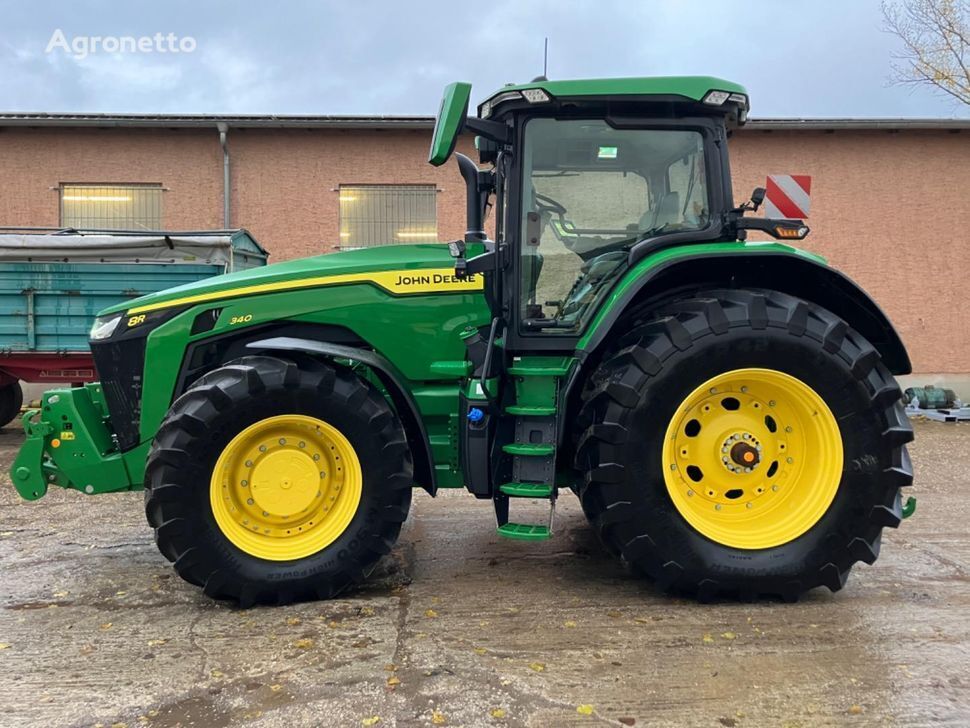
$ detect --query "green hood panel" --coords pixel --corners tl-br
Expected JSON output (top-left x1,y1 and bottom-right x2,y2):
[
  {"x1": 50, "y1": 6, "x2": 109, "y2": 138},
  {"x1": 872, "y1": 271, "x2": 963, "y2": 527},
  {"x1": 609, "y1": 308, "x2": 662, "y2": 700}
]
[{"x1": 100, "y1": 244, "x2": 470, "y2": 316}]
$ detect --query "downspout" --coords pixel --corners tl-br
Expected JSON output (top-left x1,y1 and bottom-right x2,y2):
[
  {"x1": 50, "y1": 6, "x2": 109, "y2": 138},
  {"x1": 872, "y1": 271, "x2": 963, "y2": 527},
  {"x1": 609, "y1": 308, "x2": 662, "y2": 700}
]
[{"x1": 216, "y1": 122, "x2": 230, "y2": 228}]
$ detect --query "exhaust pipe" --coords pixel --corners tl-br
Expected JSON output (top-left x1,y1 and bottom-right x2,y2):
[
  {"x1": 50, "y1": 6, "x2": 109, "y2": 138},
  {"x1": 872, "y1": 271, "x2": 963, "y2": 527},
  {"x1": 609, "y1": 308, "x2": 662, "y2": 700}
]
[{"x1": 456, "y1": 153, "x2": 486, "y2": 242}]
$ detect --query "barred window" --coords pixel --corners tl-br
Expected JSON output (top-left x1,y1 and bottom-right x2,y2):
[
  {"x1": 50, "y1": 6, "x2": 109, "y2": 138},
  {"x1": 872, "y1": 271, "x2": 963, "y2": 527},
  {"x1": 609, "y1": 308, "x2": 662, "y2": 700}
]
[
  {"x1": 60, "y1": 184, "x2": 163, "y2": 230},
  {"x1": 338, "y1": 184, "x2": 437, "y2": 248}
]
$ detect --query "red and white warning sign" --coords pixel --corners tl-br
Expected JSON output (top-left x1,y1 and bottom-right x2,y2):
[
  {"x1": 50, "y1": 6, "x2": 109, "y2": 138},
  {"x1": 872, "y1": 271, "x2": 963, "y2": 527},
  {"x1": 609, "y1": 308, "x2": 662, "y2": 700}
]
[{"x1": 764, "y1": 174, "x2": 811, "y2": 219}]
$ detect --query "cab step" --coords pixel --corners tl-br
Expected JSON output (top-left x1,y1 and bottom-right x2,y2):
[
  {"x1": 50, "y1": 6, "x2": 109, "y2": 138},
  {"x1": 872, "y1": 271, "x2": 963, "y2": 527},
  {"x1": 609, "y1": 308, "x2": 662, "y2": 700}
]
[
  {"x1": 497, "y1": 523, "x2": 552, "y2": 541},
  {"x1": 502, "y1": 442, "x2": 555, "y2": 457},
  {"x1": 508, "y1": 364, "x2": 571, "y2": 377},
  {"x1": 505, "y1": 405, "x2": 556, "y2": 416},
  {"x1": 499, "y1": 482, "x2": 553, "y2": 497}
]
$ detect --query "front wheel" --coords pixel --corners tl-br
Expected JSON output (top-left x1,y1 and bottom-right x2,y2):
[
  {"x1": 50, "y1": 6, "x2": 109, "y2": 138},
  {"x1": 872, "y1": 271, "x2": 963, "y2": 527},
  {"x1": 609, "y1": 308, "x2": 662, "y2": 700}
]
[
  {"x1": 575, "y1": 289, "x2": 913, "y2": 602},
  {"x1": 145, "y1": 356, "x2": 413, "y2": 606}
]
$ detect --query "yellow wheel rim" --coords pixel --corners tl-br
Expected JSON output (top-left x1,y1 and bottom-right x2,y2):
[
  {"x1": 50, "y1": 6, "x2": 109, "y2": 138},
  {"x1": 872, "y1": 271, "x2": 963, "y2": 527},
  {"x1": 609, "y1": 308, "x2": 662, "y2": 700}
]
[
  {"x1": 662, "y1": 368, "x2": 843, "y2": 549},
  {"x1": 209, "y1": 414, "x2": 362, "y2": 561}
]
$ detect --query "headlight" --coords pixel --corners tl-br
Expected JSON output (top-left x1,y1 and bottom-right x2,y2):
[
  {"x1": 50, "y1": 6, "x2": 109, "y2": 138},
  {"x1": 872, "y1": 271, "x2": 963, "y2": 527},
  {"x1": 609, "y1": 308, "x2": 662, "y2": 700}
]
[{"x1": 89, "y1": 313, "x2": 123, "y2": 340}]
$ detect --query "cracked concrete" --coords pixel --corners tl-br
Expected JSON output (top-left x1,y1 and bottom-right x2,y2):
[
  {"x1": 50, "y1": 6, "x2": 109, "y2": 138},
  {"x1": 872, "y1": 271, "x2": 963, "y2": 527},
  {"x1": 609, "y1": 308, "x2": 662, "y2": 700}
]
[{"x1": 0, "y1": 419, "x2": 968, "y2": 727}]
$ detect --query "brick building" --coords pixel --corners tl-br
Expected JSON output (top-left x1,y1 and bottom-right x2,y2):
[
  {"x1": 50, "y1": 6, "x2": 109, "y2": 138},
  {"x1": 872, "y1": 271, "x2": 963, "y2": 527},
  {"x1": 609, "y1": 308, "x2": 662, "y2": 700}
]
[{"x1": 0, "y1": 113, "x2": 966, "y2": 388}]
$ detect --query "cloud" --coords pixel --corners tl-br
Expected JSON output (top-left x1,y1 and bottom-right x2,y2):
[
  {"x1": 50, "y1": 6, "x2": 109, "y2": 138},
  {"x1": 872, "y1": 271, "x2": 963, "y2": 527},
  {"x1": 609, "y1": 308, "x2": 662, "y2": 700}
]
[{"x1": 0, "y1": 0, "x2": 965, "y2": 117}]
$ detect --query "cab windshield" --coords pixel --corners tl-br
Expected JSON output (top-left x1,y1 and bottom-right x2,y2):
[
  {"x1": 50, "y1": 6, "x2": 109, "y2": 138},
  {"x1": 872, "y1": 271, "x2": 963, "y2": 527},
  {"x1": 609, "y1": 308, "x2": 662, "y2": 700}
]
[{"x1": 519, "y1": 118, "x2": 710, "y2": 331}]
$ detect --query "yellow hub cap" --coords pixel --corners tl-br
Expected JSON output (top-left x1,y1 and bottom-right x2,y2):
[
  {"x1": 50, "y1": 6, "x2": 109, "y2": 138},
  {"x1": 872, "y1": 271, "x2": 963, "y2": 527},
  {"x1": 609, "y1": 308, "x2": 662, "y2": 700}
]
[
  {"x1": 662, "y1": 368, "x2": 843, "y2": 549},
  {"x1": 210, "y1": 415, "x2": 362, "y2": 561}
]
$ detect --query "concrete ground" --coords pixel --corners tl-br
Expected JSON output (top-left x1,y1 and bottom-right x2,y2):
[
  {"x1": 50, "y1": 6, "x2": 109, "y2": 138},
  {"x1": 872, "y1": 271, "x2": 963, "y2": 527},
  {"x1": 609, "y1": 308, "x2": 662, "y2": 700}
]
[{"x1": 0, "y1": 420, "x2": 967, "y2": 728}]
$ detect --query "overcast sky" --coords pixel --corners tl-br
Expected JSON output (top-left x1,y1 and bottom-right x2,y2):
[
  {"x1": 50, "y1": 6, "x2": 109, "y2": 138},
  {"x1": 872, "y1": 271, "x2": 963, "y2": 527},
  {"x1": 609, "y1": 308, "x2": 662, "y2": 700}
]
[{"x1": 1, "y1": 0, "x2": 966, "y2": 118}]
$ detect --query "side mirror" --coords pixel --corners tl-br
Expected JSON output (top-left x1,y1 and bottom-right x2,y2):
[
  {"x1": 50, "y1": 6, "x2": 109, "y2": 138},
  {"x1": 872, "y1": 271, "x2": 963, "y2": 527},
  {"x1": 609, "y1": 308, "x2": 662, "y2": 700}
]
[
  {"x1": 750, "y1": 187, "x2": 766, "y2": 211},
  {"x1": 428, "y1": 82, "x2": 472, "y2": 167}
]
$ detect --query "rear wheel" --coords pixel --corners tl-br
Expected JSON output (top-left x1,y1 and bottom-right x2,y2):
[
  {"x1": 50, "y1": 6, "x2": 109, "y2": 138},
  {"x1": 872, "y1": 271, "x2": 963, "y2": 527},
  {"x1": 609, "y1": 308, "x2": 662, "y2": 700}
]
[
  {"x1": 145, "y1": 356, "x2": 412, "y2": 606},
  {"x1": 0, "y1": 381, "x2": 24, "y2": 428},
  {"x1": 575, "y1": 289, "x2": 913, "y2": 601}
]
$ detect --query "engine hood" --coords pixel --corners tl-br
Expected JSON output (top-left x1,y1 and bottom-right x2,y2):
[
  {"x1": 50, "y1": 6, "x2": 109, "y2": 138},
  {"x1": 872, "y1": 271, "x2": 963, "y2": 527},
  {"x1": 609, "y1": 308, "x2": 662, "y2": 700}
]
[{"x1": 99, "y1": 244, "x2": 479, "y2": 316}]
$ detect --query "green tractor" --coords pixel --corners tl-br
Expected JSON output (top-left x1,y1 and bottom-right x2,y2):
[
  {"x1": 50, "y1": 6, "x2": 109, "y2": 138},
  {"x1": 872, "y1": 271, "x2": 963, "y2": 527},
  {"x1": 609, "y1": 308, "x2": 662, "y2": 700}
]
[{"x1": 10, "y1": 76, "x2": 914, "y2": 605}]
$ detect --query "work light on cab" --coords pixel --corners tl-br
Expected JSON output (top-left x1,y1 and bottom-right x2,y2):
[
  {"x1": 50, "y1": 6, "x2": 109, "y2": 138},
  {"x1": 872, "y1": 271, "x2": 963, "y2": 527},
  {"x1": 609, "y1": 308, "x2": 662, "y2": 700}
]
[{"x1": 521, "y1": 88, "x2": 551, "y2": 103}]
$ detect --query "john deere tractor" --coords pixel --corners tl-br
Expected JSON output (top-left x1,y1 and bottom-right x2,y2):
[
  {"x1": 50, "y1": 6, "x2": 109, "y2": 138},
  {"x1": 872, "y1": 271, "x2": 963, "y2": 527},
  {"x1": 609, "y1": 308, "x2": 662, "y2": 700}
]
[{"x1": 10, "y1": 77, "x2": 914, "y2": 605}]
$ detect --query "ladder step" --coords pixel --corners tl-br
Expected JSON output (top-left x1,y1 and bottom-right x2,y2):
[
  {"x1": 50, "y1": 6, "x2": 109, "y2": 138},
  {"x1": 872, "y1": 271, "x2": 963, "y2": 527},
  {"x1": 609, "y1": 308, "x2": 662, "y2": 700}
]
[
  {"x1": 497, "y1": 523, "x2": 552, "y2": 541},
  {"x1": 505, "y1": 405, "x2": 556, "y2": 416},
  {"x1": 508, "y1": 366, "x2": 571, "y2": 377},
  {"x1": 499, "y1": 482, "x2": 553, "y2": 497},
  {"x1": 502, "y1": 443, "x2": 555, "y2": 457}
]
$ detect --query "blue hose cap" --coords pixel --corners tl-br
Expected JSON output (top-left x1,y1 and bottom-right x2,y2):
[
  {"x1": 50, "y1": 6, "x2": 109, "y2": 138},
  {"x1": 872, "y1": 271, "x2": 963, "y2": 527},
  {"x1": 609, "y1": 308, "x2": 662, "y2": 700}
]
[{"x1": 467, "y1": 407, "x2": 485, "y2": 423}]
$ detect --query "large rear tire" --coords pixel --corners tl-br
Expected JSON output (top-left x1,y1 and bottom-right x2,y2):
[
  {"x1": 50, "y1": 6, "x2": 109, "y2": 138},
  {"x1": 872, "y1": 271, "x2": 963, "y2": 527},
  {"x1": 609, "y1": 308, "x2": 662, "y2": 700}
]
[
  {"x1": 145, "y1": 356, "x2": 413, "y2": 606},
  {"x1": 574, "y1": 289, "x2": 913, "y2": 602}
]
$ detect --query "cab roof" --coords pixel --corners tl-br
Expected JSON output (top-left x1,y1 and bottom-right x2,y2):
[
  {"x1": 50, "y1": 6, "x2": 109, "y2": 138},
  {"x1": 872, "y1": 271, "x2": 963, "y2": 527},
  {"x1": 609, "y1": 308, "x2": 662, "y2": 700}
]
[{"x1": 478, "y1": 75, "x2": 748, "y2": 118}]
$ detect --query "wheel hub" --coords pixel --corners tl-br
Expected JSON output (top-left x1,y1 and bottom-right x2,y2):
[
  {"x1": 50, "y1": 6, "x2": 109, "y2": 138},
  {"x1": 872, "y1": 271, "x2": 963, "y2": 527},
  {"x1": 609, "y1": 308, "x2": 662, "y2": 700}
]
[
  {"x1": 250, "y1": 449, "x2": 320, "y2": 517},
  {"x1": 723, "y1": 433, "x2": 762, "y2": 472}
]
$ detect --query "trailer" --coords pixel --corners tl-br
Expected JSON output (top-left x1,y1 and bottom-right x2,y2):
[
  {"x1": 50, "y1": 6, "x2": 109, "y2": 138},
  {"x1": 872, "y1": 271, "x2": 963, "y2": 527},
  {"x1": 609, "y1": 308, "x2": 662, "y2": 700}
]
[{"x1": 0, "y1": 229, "x2": 267, "y2": 425}]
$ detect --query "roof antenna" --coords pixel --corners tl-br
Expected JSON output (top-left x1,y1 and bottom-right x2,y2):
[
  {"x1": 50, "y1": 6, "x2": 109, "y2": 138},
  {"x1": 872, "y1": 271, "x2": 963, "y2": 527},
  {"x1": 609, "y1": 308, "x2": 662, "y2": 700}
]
[{"x1": 531, "y1": 38, "x2": 548, "y2": 83}]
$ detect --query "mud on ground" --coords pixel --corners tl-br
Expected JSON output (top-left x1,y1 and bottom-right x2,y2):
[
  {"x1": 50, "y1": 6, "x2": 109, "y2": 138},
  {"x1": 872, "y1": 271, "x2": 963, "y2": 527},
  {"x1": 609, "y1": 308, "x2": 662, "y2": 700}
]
[{"x1": 0, "y1": 420, "x2": 967, "y2": 727}]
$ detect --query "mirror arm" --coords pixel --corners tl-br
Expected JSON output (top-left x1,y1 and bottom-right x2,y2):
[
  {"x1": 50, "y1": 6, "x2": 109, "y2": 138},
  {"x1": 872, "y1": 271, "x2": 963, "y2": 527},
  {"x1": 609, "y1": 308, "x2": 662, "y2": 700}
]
[{"x1": 463, "y1": 117, "x2": 510, "y2": 144}]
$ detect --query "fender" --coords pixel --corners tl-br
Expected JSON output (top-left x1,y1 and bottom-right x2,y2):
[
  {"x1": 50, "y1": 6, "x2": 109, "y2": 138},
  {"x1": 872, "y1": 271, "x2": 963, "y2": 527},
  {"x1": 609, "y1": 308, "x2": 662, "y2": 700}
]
[
  {"x1": 577, "y1": 246, "x2": 911, "y2": 374},
  {"x1": 245, "y1": 336, "x2": 437, "y2": 495}
]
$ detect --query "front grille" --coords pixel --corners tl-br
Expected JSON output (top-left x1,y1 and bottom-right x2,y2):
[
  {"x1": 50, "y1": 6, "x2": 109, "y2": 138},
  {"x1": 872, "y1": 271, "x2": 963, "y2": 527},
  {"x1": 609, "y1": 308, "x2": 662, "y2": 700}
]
[{"x1": 90, "y1": 337, "x2": 147, "y2": 451}]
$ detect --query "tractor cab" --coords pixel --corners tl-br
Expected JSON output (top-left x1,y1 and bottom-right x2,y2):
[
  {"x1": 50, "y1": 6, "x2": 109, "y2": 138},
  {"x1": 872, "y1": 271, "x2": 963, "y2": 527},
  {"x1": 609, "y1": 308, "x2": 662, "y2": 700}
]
[{"x1": 430, "y1": 76, "x2": 755, "y2": 350}]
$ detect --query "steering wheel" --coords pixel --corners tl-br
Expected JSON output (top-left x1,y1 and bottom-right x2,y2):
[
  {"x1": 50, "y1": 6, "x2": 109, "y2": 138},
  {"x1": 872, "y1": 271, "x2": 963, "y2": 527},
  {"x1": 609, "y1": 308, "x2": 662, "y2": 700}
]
[{"x1": 534, "y1": 192, "x2": 567, "y2": 215}]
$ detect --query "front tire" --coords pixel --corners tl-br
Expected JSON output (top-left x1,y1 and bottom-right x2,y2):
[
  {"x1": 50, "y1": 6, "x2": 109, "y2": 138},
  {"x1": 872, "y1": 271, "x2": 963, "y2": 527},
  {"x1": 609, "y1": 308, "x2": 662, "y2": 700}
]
[
  {"x1": 145, "y1": 356, "x2": 412, "y2": 606},
  {"x1": 575, "y1": 289, "x2": 913, "y2": 602}
]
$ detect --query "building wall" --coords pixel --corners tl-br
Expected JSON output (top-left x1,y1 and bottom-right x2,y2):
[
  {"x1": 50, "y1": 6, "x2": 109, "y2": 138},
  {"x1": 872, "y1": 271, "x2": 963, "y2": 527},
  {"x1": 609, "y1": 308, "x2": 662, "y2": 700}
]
[
  {"x1": 0, "y1": 123, "x2": 965, "y2": 375},
  {"x1": 729, "y1": 129, "x2": 969, "y2": 374}
]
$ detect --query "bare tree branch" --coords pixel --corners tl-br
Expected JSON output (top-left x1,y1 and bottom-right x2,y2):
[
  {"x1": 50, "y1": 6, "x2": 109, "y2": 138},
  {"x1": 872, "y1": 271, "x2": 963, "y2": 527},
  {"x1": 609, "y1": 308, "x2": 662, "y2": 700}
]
[{"x1": 882, "y1": 0, "x2": 970, "y2": 105}]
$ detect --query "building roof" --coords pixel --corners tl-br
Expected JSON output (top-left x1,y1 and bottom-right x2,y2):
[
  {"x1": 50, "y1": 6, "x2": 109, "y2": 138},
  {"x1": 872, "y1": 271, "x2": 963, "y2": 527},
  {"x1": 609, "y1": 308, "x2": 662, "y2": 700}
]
[
  {"x1": 0, "y1": 112, "x2": 966, "y2": 131},
  {"x1": 0, "y1": 113, "x2": 434, "y2": 130}
]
